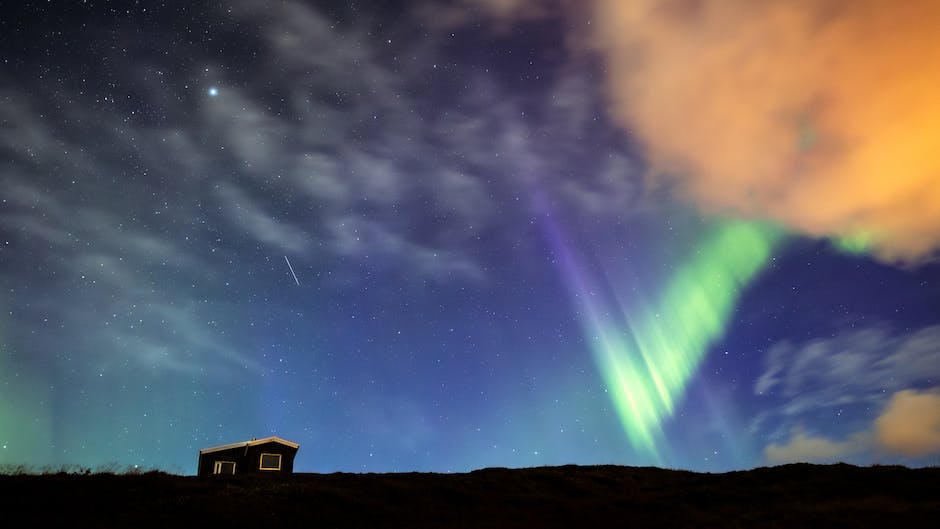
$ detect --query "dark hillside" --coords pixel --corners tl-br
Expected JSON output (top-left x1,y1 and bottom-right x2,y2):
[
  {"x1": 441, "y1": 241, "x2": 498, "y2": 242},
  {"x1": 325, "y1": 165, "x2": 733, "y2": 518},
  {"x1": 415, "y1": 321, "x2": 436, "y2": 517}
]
[{"x1": 1, "y1": 463, "x2": 937, "y2": 528}]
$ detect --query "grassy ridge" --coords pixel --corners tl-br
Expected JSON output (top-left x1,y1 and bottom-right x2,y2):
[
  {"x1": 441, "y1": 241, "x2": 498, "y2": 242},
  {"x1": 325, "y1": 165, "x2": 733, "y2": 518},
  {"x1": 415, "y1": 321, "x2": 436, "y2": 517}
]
[{"x1": 1, "y1": 463, "x2": 937, "y2": 528}]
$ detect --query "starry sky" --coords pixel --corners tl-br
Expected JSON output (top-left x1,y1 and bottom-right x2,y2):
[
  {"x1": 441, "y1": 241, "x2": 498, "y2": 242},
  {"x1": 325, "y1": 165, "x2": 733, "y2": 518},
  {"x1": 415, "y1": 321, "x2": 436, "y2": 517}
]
[{"x1": 2, "y1": 0, "x2": 940, "y2": 475}]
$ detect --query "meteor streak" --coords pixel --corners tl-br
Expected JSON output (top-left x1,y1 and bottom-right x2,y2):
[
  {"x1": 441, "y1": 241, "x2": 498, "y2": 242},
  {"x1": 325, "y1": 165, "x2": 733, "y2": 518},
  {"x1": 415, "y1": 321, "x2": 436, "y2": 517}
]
[{"x1": 284, "y1": 255, "x2": 300, "y2": 286}]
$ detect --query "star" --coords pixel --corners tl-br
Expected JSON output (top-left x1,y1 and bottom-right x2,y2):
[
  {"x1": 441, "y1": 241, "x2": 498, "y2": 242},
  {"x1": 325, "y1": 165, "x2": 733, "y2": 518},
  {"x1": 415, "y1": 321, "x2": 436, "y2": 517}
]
[{"x1": 208, "y1": 86, "x2": 219, "y2": 97}]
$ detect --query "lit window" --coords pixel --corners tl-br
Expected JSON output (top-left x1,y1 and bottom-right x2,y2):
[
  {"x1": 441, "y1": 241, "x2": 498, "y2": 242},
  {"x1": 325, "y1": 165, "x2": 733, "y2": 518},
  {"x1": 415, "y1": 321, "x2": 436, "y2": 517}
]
[
  {"x1": 259, "y1": 453, "x2": 281, "y2": 470},
  {"x1": 213, "y1": 461, "x2": 236, "y2": 475}
]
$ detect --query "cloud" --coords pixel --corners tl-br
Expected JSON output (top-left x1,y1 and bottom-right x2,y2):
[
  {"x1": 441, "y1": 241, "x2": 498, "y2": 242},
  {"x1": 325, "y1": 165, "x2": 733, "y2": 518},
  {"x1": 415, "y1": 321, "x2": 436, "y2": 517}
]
[
  {"x1": 0, "y1": 175, "x2": 256, "y2": 378},
  {"x1": 754, "y1": 325, "x2": 940, "y2": 406},
  {"x1": 1, "y1": 0, "x2": 663, "y2": 385},
  {"x1": 433, "y1": 169, "x2": 493, "y2": 227},
  {"x1": 470, "y1": 0, "x2": 550, "y2": 18},
  {"x1": 560, "y1": 152, "x2": 643, "y2": 216},
  {"x1": 749, "y1": 325, "x2": 940, "y2": 450},
  {"x1": 201, "y1": 87, "x2": 288, "y2": 169},
  {"x1": 215, "y1": 183, "x2": 309, "y2": 254},
  {"x1": 588, "y1": 0, "x2": 940, "y2": 263},
  {"x1": 327, "y1": 216, "x2": 485, "y2": 283},
  {"x1": 291, "y1": 153, "x2": 350, "y2": 204},
  {"x1": 765, "y1": 428, "x2": 870, "y2": 464},
  {"x1": 875, "y1": 389, "x2": 940, "y2": 457},
  {"x1": 0, "y1": 93, "x2": 95, "y2": 175},
  {"x1": 415, "y1": 0, "x2": 554, "y2": 30},
  {"x1": 764, "y1": 388, "x2": 940, "y2": 463}
]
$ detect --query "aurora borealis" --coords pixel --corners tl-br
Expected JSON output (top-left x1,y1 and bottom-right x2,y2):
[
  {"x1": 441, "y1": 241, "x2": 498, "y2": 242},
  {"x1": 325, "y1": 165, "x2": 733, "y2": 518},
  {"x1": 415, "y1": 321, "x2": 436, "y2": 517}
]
[
  {"x1": 2, "y1": 1, "x2": 940, "y2": 475},
  {"x1": 561, "y1": 220, "x2": 782, "y2": 458}
]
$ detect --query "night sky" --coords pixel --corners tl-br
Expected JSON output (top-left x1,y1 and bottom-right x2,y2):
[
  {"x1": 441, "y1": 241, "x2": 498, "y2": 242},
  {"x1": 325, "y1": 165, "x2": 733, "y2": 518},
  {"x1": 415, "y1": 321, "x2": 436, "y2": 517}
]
[{"x1": 2, "y1": 0, "x2": 940, "y2": 475}]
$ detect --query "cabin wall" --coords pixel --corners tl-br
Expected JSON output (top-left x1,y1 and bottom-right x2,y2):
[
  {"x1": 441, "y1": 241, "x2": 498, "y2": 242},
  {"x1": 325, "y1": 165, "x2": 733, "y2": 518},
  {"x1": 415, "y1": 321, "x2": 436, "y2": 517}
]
[
  {"x1": 197, "y1": 447, "x2": 246, "y2": 477},
  {"x1": 197, "y1": 442, "x2": 298, "y2": 476},
  {"x1": 243, "y1": 443, "x2": 296, "y2": 474}
]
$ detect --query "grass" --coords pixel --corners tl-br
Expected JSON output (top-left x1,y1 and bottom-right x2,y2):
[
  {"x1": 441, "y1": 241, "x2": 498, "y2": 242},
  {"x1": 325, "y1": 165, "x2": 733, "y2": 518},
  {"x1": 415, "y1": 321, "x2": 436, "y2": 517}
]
[
  {"x1": 0, "y1": 462, "x2": 168, "y2": 476},
  {"x1": 0, "y1": 463, "x2": 937, "y2": 528}
]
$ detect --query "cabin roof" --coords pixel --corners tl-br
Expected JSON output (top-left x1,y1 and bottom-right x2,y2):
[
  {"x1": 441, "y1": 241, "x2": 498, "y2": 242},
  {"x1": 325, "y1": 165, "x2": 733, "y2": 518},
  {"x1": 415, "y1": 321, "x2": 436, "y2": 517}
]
[{"x1": 199, "y1": 436, "x2": 300, "y2": 454}]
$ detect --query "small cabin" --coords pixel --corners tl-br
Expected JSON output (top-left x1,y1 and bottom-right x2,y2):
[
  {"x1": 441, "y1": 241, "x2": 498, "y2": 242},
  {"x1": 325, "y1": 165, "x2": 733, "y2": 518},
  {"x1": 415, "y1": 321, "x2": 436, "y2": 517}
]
[{"x1": 197, "y1": 436, "x2": 299, "y2": 477}]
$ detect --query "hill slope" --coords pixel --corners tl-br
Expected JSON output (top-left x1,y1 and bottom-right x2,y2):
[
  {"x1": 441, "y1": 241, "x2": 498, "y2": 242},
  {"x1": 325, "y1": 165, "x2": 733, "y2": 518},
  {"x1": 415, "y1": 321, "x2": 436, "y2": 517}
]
[{"x1": 1, "y1": 463, "x2": 938, "y2": 528}]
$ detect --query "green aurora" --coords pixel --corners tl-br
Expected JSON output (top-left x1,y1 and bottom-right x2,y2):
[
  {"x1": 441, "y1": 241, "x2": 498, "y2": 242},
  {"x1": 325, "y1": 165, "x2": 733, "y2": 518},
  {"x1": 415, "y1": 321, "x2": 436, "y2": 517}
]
[
  {"x1": 587, "y1": 221, "x2": 782, "y2": 457},
  {"x1": 833, "y1": 231, "x2": 874, "y2": 256}
]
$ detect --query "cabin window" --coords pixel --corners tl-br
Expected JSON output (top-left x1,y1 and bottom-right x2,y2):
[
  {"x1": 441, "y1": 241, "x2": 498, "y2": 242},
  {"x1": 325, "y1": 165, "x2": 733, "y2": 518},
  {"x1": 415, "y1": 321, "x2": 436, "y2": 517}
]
[
  {"x1": 213, "y1": 461, "x2": 236, "y2": 475},
  {"x1": 259, "y1": 453, "x2": 281, "y2": 470}
]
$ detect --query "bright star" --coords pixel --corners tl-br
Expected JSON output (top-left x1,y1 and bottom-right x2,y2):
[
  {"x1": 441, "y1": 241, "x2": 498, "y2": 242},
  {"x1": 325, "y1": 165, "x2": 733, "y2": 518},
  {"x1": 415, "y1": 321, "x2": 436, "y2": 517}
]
[{"x1": 208, "y1": 87, "x2": 219, "y2": 97}]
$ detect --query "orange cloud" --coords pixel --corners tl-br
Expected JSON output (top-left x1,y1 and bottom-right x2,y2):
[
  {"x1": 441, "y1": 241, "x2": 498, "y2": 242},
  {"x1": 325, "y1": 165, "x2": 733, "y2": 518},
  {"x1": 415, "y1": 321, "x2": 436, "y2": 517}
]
[
  {"x1": 765, "y1": 428, "x2": 870, "y2": 464},
  {"x1": 875, "y1": 389, "x2": 940, "y2": 457},
  {"x1": 589, "y1": 0, "x2": 940, "y2": 263},
  {"x1": 763, "y1": 388, "x2": 940, "y2": 463}
]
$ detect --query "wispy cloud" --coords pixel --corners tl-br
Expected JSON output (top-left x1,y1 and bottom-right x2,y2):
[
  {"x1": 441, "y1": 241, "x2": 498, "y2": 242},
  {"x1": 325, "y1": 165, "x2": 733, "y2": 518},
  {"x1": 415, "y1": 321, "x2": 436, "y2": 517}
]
[
  {"x1": 201, "y1": 87, "x2": 289, "y2": 170},
  {"x1": 0, "y1": 175, "x2": 256, "y2": 378},
  {"x1": 0, "y1": 93, "x2": 95, "y2": 175},
  {"x1": 209, "y1": 0, "x2": 657, "y2": 278},
  {"x1": 290, "y1": 153, "x2": 349, "y2": 204},
  {"x1": 414, "y1": 0, "x2": 555, "y2": 30},
  {"x1": 754, "y1": 325, "x2": 940, "y2": 408},
  {"x1": 328, "y1": 215, "x2": 485, "y2": 283},
  {"x1": 215, "y1": 183, "x2": 309, "y2": 254},
  {"x1": 0, "y1": 0, "x2": 659, "y2": 384}
]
